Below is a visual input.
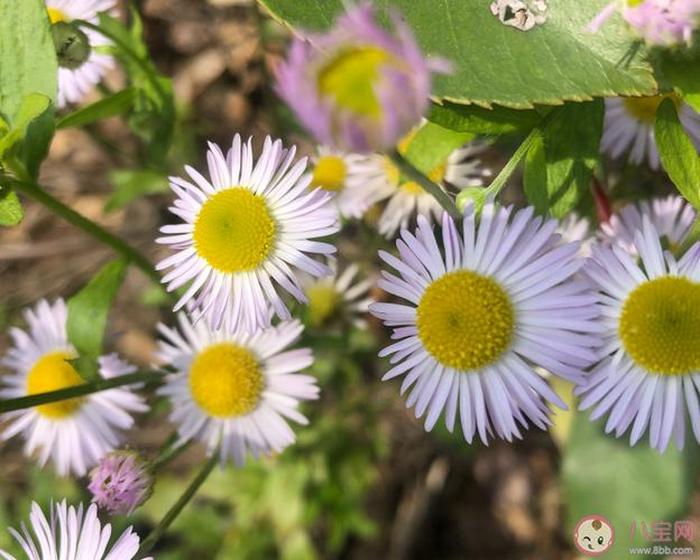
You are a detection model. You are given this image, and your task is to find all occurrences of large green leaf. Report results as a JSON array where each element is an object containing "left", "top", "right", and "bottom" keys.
[
  {"left": 655, "top": 98, "right": 700, "bottom": 209},
  {"left": 429, "top": 101, "right": 541, "bottom": 136},
  {"left": 67, "top": 260, "right": 127, "bottom": 381},
  {"left": 659, "top": 52, "right": 700, "bottom": 113},
  {"left": 563, "top": 414, "right": 698, "bottom": 558},
  {"left": 527, "top": 100, "right": 604, "bottom": 217},
  {"left": 0, "top": 0, "right": 57, "bottom": 119},
  {"left": 260, "top": 0, "right": 657, "bottom": 107}
]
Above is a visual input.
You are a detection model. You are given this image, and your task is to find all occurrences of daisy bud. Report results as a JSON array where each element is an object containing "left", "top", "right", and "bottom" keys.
[
  {"left": 88, "top": 451, "right": 153, "bottom": 515},
  {"left": 51, "top": 21, "right": 91, "bottom": 69},
  {"left": 276, "top": 4, "right": 449, "bottom": 153}
]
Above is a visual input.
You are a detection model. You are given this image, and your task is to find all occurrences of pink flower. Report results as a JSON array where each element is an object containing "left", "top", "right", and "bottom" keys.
[
  {"left": 275, "top": 4, "right": 449, "bottom": 153},
  {"left": 590, "top": 0, "right": 700, "bottom": 46},
  {"left": 88, "top": 451, "right": 153, "bottom": 515}
]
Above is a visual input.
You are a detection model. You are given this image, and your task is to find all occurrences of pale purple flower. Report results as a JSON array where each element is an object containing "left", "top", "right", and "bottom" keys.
[
  {"left": 88, "top": 451, "right": 153, "bottom": 515},
  {"left": 370, "top": 203, "right": 601, "bottom": 444},
  {"left": 600, "top": 195, "right": 696, "bottom": 255},
  {"left": 590, "top": 0, "right": 700, "bottom": 46},
  {"left": 579, "top": 218, "right": 700, "bottom": 452},
  {"left": 275, "top": 4, "right": 448, "bottom": 153},
  {"left": 0, "top": 500, "right": 151, "bottom": 560}
]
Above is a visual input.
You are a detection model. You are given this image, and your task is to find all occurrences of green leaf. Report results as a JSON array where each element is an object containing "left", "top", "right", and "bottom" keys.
[
  {"left": 21, "top": 101, "right": 55, "bottom": 180},
  {"left": 404, "top": 121, "right": 473, "bottom": 175},
  {"left": 260, "top": 0, "right": 657, "bottom": 107},
  {"left": 57, "top": 88, "right": 136, "bottom": 129},
  {"left": 0, "top": 93, "right": 51, "bottom": 157},
  {"left": 655, "top": 98, "right": 700, "bottom": 209},
  {"left": 563, "top": 414, "right": 699, "bottom": 557},
  {"left": 105, "top": 169, "right": 168, "bottom": 212},
  {"left": 659, "top": 53, "right": 700, "bottom": 113},
  {"left": 0, "top": 0, "right": 57, "bottom": 119},
  {"left": 98, "top": 11, "right": 175, "bottom": 165},
  {"left": 523, "top": 131, "right": 548, "bottom": 213},
  {"left": 66, "top": 260, "right": 127, "bottom": 381},
  {"left": 428, "top": 101, "right": 541, "bottom": 135},
  {"left": 536, "top": 100, "right": 603, "bottom": 217},
  {"left": 0, "top": 187, "right": 24, "bottom": 226}
]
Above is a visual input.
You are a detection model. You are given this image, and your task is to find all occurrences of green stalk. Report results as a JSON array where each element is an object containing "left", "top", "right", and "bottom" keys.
[
  {"left": 150, "top": 437, "right": 191, "bottom": 471},
  {"left": 388, "top": 149, "right": 461, "bottom": 220},
  {"left": 482, "top": 126, "right": 540, "bottom": 198},
  {"left": 9, "top": 179, "right": 160, "bottom": 284},
  {"left": 139, "top": 451, "right": 219, "bottom": 555},
  {"left": 0, "top": 371, "right": 162, "bottom": 413}
]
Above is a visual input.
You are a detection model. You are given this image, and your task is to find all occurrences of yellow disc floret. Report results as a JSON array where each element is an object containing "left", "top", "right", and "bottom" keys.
[
  {"left": 47, "top": 7, "right": 67, "bottom": 23},
  {"left": 312, "top": 155, "right": 347, "bottom": 192},
  {"left": 26, "top": 351, "right": 85, "bottom": 418},
  {"left": 416, "top": 270, "right": 515, "bottom": 371},
  {"left": 189, "top": 343, "right": 264, "bottom": 417},
  {"left": 622, "top": 94, "right": 682, "bottom": 123},
  {"left": 619, "top": 276, "right": 700, "bottom": 375},
  {"left": 193, "top": 187, "right": 277, "bottom": 273},
  {"left": 307, "top": 282, "right": 341, "bottom": 326},
  {"left": 318, "top": 46, "right": 391, "bottom": 118}
]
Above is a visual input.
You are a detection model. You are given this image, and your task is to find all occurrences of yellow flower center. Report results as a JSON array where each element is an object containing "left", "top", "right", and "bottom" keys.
[
  {"left": 26, "top": 351, "right": 85, "bottom": 418},
  {"left": 307, "top": 282, "right": 341, "bottom": 326},
  {"left": 416, "top": 270, "right": 515, "bottom": 371},
  {"left": 318, "top": 46, "right": 391, "bottom": 119},
  {"left": 401, "top": 163, "right": 447, "bottom": 195},
  {"left": 189, "top": 343, "right": 264, "bottom": 418},
  {"left": 619, "top": 276, "right": 700, "bottom": 375},
  {"left": 622, "top": 94, "right": 682, "bottom": 124},
  {"left": 193, "top": 187, "right": 277, "bottom": 273},
  {"left": 47, "top": 7, "right": 67, "bottom": 23},
  {"left": 312, "top": 155, "right": 346, "bottom": 192}
]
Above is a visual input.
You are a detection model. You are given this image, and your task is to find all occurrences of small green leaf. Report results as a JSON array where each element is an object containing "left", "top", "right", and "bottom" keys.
[
  {"left": 105, "top": 169, "right": 168, "bottom": 212},
  {"left": 659, "top": 53, "right": 700, "bottom": 113},
  {"left": 538, "top": 100, "right": 603, "bottom": 217},
  {"left": 0, "top": 93, "right": 51, "bottom": 157},
  {"left": 21, "top": 101, "right": 55, "bottom": 180},
  {"left": 428, "top": 101, "right": 541, "bottom": 136},
  {"left": 0, "top": 187, "right": 23, "bottom": 226},
  {"left": 655, "top": 98, "right": 700, "bottom": 209},
  {"left": 523, "top": 131, "right": 548, "bottom": 213},
  {"left": 404, "top": 121, "right": 473, "bottom": 175},
  {"left": 66, "top": 260, "right": 127, "bottom": 381},
  {"left": 0, "top": 0, "right": 58, "bottom": 119},
  {"left": 57, "top": 88, "right": 136, "bottom": 129},
  {"left": 563, "top": 414, "right": 698, "bottom": 556}
]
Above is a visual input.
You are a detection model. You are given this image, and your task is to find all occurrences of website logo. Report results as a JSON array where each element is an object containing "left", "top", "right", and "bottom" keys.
[{"left": 573, "top": 515, "right": 615, "bottom": 557}]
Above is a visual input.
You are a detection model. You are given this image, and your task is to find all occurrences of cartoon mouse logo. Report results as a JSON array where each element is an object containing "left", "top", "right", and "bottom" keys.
[{"left": 573, "top": 515, "right": 615, "bottom": 556}]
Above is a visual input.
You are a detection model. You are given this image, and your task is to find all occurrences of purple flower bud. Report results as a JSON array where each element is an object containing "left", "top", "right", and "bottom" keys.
[
  {"left": 275, "top": 4, "right": 449, "bottom": 153},
  {"left": 88, "top": 451, "right": 152, "bottom": 515}
]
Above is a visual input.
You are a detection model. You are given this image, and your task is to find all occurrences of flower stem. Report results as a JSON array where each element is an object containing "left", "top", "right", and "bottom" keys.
[
  {"left": 0, "top": 371, "right": 162, "bottom": 413},
  {"left": 139, "top": 451, "right": 219, "bottom": 555},
  {"left": 9, "top": 179, "right": 160, "bottom": 284},
  {"left": 482, "top": 127, "right": 539, "bottom": 198},
  {"left": 388, "top": 149, "right": 460, "bottom": 220},
  {"left": 150, "top": 436, "right": 191, "bottom": 472}
]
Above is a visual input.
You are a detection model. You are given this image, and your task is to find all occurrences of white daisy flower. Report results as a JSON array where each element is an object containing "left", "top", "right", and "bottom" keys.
[
  {"left": 370, "top": 204, "right": 601, "bottom": 444},
  {"left": 156, "top": 313, "right": 319, "bottom": 465},
  {"left": 557, "top": 213, "right": 594, "bottom": 257},
  {"left": 45, "top": 0, "right": 116, "bottom": 108},
  {"left": 0, "top": 299, "right": 147, "bottom": 477},
  {"left": 351, "top": 137, "right": 491, "bottom": 238},
  {"left": 601, "top": 96, "right": 700, "bottom": 169},
  {"left": 156, "top": 135, "right": 339, "bottom": 333},
  {"left": 309, "top": 147, "right": 393, "bottom": 219},
  {"left": 601, "top": 195, "right": 696, "bottom": 255},
  {"left": 0, "top": 500, "right": 151, "bottom": 560},
  {"left": 301, "top": 260, "right": 373, "bottom": 327},
  {"left": 579, "top": 218, "right": 700, "bottom": 452}
]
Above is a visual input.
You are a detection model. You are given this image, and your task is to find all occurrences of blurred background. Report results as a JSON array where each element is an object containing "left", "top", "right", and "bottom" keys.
[{"left": 0, "top": 1, "right": 698, "bottom": 559}]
